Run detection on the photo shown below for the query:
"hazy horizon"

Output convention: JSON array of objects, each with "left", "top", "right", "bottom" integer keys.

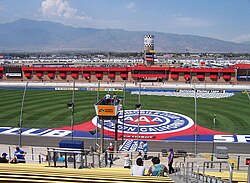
[{"left": 0, "top": 0, "right": 250, "bottom": 43}]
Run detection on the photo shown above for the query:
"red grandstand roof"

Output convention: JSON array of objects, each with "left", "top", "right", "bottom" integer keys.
[
  {"left": 22, "top": 67, "right": 130, "bottom": 72},
  {"left": 132, "top": 74, "right": 168, "bottom": 78},
  {"left": 120, "top": 73, "right": 128, "bottom": 78},
  {"left": 169, "top": 67, "right": 234, "bottom": 73},
  {"left": 210, "top": 74, "right": 218, "bottom": 79},
  {"left": 59, "top": 73, "right": 67, "bottom": 78},
  {"left": 132, "top": 66, "right": 169, "bottom": 71},
  {"left": 71, "top": 73, "right": 79, "bottom": 78},
  {"left": 108, "top": 73, "right": 116, "bottom": 78},
  {"left": 83, "top": 73, "right": 91, "bottom": 78},
  {"left": 48, "top": 73, "right": 55, "bottom": 78},
  {"left": 171, "top": 73, "right": 179, "bottom": 79},
  {"left": 24, "top": 72, "right": 32, "bottom": 77}
]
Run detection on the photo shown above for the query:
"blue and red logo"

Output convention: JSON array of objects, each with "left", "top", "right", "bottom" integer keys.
[{"left": 92, "top": 110, "right": 194, "bottom": 135}]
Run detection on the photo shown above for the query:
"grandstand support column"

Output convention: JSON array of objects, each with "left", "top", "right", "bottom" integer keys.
[
  {"left": 19, "top": 82, "right": 28, "bottom": 147},
  {"left": 100, "top": 117, "right": 104, "bottom": 153}
]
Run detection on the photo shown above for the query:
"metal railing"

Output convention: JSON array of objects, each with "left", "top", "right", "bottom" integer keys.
[
  {"left": 202, "top": 161, "right": 233, "bottom": 183},
  {"left": 186, "top": 161, "right": 200, "bottom": 183},
  {"left": 47, "top": 147, "right": 101, "bottom": 169}
]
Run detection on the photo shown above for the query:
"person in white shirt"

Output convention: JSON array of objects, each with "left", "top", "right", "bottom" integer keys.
[
  {"left": 105, "top": 92, "right": 111, "bottom": 104},
  {"left": 123, "top": 154, "right": 131, "bottom": 168},
  {"left": 131, "top": 158, "right": 145, "bottom": 176}
]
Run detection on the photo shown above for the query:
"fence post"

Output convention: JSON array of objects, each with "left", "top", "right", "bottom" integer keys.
[
  {"left": 38, "top": 155, "right": 41, "bottom": 164},
  {"left": 64, "top": 152, "right": 67, "bottom": 168},
  {"left": 53, "top": 151, "right": 56, "bottom": 167},
  {"left": 247, "top": 164, "right": 250, "bottom": 183},
  {"left": 98, "top": 153, "right": 101, "bottom": 168},
  {"left": 92, "top": 152, "right": 95, "bottom": 168},
  {"left": 31, "top": 147, "right": 34, "bottom": 161},
  {"left": 237, "top": 156, "right": 240, "bottom": 171},
  {"left": 47, "top": 148, "right": 51, "bottom": 167},
  {"left": 8, "top": 146, "right": 11, "bottom": 160},
  {"left": 73, "top": 153, "right": 76, "bottom": 169},
  {"left": 130, "top": 152, "right": 133, "bottom": 166},
  {"left": 84, "top": 153, "right": 87, "bottom": 167}
]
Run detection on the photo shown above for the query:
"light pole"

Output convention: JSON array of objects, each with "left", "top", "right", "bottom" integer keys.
[
  {"left": 70, "top": 81, "right": 75, "bottom": 141},
  {"left": 211, "top": 114, "right": 216, "bottom": 168},
  {"left": 122, "top": 81, "right": 126, "bottom": 144},
  {"left": 193, "top": 85, "right": 198, "bottom": 154},
  {"left": 95, "top": 80, "right": 100, "bottom": 151},
  {"left": 97, "top": 80, "right": 100, "bottom": 101},
  {"left": 138, "top": 81, "right": 141, "bottom": 104},
  {"left": 135, "top": 103, "right": 141, "bottom": 151},
  {"left": 19, "top": 82, "right": 28, "bottom": 147}
]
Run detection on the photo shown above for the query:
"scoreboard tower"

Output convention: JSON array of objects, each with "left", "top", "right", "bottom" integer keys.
[{"left": 144, "top": 35, "right": 155, "bottom": 66}]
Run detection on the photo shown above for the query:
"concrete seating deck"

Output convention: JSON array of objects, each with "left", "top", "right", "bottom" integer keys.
[{"left": 0, "top": 164, "right": 175, "bottom": 183}]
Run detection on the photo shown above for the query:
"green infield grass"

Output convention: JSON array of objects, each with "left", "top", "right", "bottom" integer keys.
[{"left": 0, "top": 88, "right": 249, "bottom": 134}]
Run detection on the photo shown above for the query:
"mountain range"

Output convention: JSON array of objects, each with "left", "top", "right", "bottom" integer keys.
[{"left": 0, "top": 19, "right": 250, "bottom": 53}]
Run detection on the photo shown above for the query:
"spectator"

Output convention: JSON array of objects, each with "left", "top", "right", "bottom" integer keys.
[
  {"left": 108, "top": 143, "right": 114, "bottom": 160},
  {"left": 123, "top": 154, "right": 131, "bottom": 168},
  {"left": 168, "top": 148, "right": 174, "bottom": 174},
  {"left": 135, "top": 151, "right": 142, "bottom": 164},
  {"left": 142, "top": 141, "right": 148, "bottom": 160},
  {"left": 112, "top": 93, "right": 118, "bottom": 105},
  {"left": 67, "top": 154, "right": 74, "bottom": 162},
  {"left": 147, "top": 157, "right": 168, "bottom": 176},
  {"left": 57, "top": 154, "right": 65, "bottom": 162},
  {"left": 131, "top": 158, "right": 145, "bottom": 176},
  {"left": 105, "top": 92, "right": 111, "bottom": 104},
  {"left": 0, "top": 153, "right": 9, "bottom": 163},
  {"left": 10, "top": 147, "right": 26, "bottom": 163}
]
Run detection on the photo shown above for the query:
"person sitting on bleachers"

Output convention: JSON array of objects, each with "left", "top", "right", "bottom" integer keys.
[
  {"left": 131, "top": 158, "right": 145, "bottom": 176},
  {"left": 10, "top": 147, "right": 26, "bottom": 163},
  {"left": 0, "top": 153, "right": 9, "bottom": 163},
  {"left": 57, "top": 153, "right": 65, "bottom": 162},
  {"left": 147, "top": 157, "right": 168, "bottom": 176}
]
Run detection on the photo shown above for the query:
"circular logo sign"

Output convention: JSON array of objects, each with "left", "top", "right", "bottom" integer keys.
[{"left": 92, "top": 110, "right": 194, "bottom": 135}]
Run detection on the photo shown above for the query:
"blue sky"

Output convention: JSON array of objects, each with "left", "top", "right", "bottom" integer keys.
[{"left": 0, "top": 0, "right": 250, "bottom": 43}]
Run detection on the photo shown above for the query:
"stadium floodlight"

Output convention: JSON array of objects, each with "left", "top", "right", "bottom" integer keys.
[
  {"left": 135, "top": 103, "right": 141, "bottom": 151},
  {"left": 19, "top": 82, "right": 28, "bottom": 147}
]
